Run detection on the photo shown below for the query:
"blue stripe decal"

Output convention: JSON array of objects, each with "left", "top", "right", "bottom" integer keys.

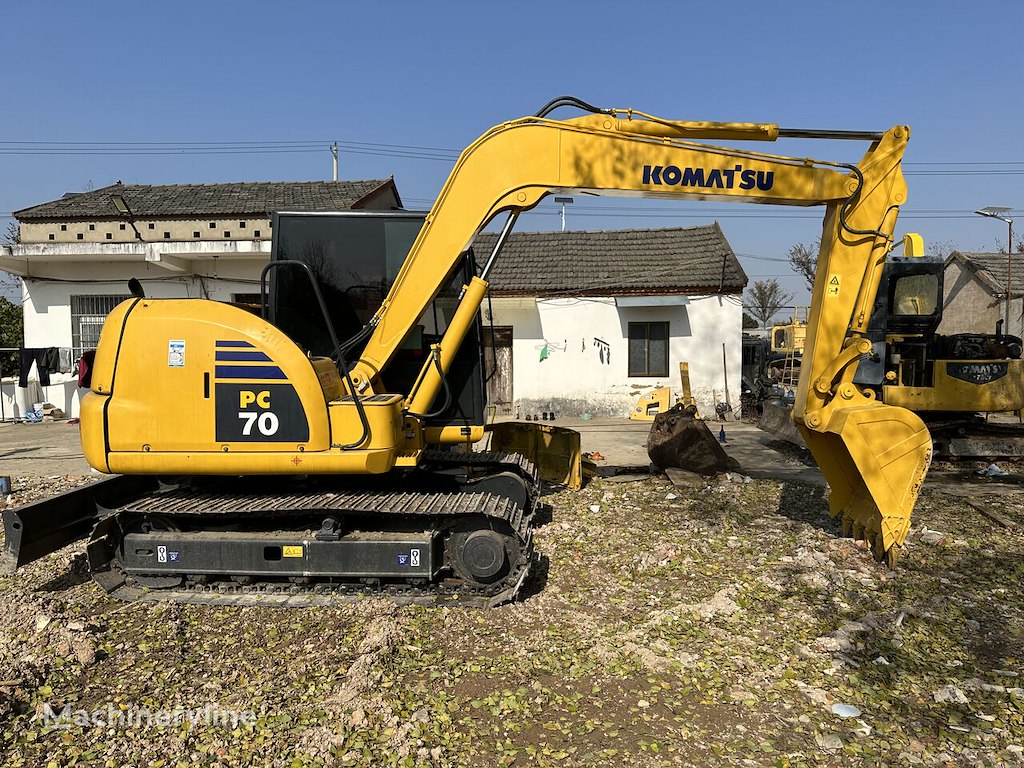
[
  {"left": 215, "top": 351, "right": 273, "bottom": 362},
  {"left": 215, "top": 340, "right": 255, "bottom": 348},
  {"left": 215, "top": 365, "right": 287, "bottom": 380}
]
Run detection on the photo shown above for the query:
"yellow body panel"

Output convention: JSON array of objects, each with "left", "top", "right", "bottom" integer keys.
[
  {"left": 884, "top": 360, "right": 1024, "bottom": 412},
  {"left": 86, "top": 299, "right": 402, "bottom": 475}
]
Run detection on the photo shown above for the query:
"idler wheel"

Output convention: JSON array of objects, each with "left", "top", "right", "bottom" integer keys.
[{"left": 448, "top": 522, "right": 517, "bottom": 585}]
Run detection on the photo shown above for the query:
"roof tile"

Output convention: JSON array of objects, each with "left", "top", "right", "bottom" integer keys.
[
  {"left": 14, "top": 180, "right": 395, "bottom": 220},
  {"left": 478, "top": 223, "right": 746, "bottom": 295}
]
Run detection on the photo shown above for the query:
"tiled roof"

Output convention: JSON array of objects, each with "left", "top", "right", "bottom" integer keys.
[
  {"left": 14, "top": 180, "right": 397, "bottom": 220},
  {"left": 478, "top": 223, "right": 746, "bottom": 295},
  {"left": 950, "top": 251, "right": 1024, "bottom": 296}
]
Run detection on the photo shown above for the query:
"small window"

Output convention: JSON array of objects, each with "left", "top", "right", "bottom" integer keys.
[
  {"left": 239, "top": 221, "right": 246, "bottom": 228},
  {"left": 60, "top": 224, "right": 67, "bottom": 231},
  {"left": 77, "top": 233, "right": 84, "bottom": 240},
  {"left": 209, "top": 222, "right": 216, "bottom": 229},
  {"left": 106, "top": 232, "right": 112, "bottom": 240},
  {"left": 48, "top": 233, "right": 55, "bottom": 240},
  {"left": 119, "top": 223, "right": 126, "bottom": 231},
  {"left": 628, "top": 321, "right": 669, "bottom": 377},
  {"left": 148, "top": 222, "right": 155, "bottom": 230},
  {"left": 193, "top": 231, "right": 201, "bottom": 238},
  {"left": 89, "top": 223, "right": 95, "bottom": 231},
  {"left": 163, "top": 232, "right": 171, "bottom": 239},
  {"left": 254, "top": 230, "right": 261, "bottom": 238},
  {"left": 224, "top": 231, "right": 231, "bottom": 238}
]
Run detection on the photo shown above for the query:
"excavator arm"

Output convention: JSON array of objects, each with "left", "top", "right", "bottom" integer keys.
[{"left": 356, "top": 103, "right": 929, "bottom": 563}]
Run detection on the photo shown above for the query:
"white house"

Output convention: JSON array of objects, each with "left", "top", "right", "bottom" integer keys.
[
  {"left": 0, "top": 180, "right": 401, "bottom": 418},
  {"left": 480, "top": 225, "right": 748, "bottom": 418}
]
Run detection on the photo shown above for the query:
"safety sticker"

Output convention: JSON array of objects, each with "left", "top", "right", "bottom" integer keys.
[
  {"left": 169, "top": 551, "right": 180, "bottom": 562},
  {"left": 825, "top": 274, "right": 841, "bottom": 298},
  {"left": 410, "top": 549, "right": 421, "bottom": 567},
  {"left": 282, "top": 545, "right": 304, "bottom": 558},
  {"left": 397, "top": 553, "right": 410, "bottom": 566},
  {"left": 157, "top": 545, "right": 168, "bottom": 563},
  {"left": 168, "top": 339, "right": 186, "bottom": 367}
]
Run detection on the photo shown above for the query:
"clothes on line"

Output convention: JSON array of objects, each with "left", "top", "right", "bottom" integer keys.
[{"left": 18, "top": 347, "right": 73, "bottom": 388}]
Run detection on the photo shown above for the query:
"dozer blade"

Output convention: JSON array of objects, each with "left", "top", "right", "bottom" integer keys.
[
  {"left": 486, "top": 422, "right": 586, "bottom": 489},
  {"left": 796, "top": 402, "right": 932, "bottom": 565},
  {"left": 647, "top": 403, "right": 740, "bottom": 475}
]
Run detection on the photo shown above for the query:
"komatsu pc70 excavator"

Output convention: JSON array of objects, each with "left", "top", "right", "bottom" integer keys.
[{"left": 2, "top": 97, "right": 932, "bottom": 605}]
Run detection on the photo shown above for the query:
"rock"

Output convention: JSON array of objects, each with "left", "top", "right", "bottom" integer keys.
[
  {"left": 933, "top": 685, "right": 969, "bottom": 704},
  {"left": 35, "top": 615, "right": 51, "bottom": 632},
  {"left": 920, "top": 528, "right": 945, "bottom": 545},
  {"left": 690, "top": 588, "right": 741, "bottom": 620},
  {"left": 664, "top": 467, "right": 704, "bottom": 487},
  {"left": 815, "top": 732, "right": 843, "bottom": 751},
  {"left": 72, "top": 638, "right": 96, "bottom": 667}
]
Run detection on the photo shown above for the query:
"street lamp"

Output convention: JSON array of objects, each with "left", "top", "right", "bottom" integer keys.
[
  {"left": 111, "top": 194, "right": 144, "bottom": 242},
  {"left": 975, "top": 206, "right": 1014, "bottom": 330},
  {"left": 553, "top": 196, "right": 574, "bottom": 232}
]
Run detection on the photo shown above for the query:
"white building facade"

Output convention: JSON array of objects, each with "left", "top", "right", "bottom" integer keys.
[{"left": 480, "top": 226, "right": 748, "bottom": 418}]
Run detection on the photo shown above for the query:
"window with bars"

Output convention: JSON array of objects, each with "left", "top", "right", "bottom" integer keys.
[
  {"left": 627, "top": 321, "right": 669, "bottom": 377},
  {"left": 71, "top": 295, "right": 131, "bottom": 359}
]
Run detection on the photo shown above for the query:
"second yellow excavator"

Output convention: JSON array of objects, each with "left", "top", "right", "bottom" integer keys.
[{"left": 3, "top": 96, "right": 932, "bottom": 604}]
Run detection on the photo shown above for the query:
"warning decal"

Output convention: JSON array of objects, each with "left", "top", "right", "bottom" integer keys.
[{"left": 825, "top": 274, "right": 841, "bottom": 298}]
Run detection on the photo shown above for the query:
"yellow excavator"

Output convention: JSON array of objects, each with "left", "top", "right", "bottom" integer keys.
[{"left": 2, "top": 96, "right": 931, "bottom": 605}]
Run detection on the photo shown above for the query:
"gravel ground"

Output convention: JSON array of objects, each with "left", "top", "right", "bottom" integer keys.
[{"left": 1, "top": 473, "right": 1023, "bottom": 767}]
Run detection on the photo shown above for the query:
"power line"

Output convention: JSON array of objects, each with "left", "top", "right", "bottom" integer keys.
[{"left": 1, "top": 137, "right": 1024, "bottom": 174}]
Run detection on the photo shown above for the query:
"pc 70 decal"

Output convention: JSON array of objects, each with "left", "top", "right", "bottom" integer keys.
[
  {"left": 215, "top": 383, "right": 310, "bottom": 442},
  {"left": 238, "top": 390, "right": 280, "bottom": 436}
]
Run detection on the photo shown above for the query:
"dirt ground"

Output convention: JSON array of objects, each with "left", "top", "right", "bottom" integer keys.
[{"left": 1, "top": 419, "right": 1023, "bottom": 766}]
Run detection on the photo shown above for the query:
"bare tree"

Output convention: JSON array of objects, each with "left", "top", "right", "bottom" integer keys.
[
  {"left": 745, "top": 278, "right": 793, "bottom": 329},
  {"left": 787, "top": 240, "right": 819, "bottom": 292},
  {"left": 927, "top": 239, "right": 956, "bottom": 260},
  {"left": 3, "top": 220, "right": 19, "bottom": 244}
]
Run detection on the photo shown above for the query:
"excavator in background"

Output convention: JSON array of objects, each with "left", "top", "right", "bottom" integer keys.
[
  {"left": 741, "top": 314, "right": 806, "bottom": 419},
  {"left": 755, "top": 243, "right": 1024, "bottom": 458},
  {"left": 3, "top": 96, "right": 932, "bottom": 604}
]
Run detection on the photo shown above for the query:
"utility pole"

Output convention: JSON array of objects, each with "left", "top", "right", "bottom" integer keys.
[{"left": 331, "top": 143, "right": 338, "bottom": 182}]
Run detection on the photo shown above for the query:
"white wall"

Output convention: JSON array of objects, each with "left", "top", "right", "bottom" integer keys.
[
  {"left": 489, "top": 294, "right": 743, "bottom": 418},
  {"left": 18, "top": 258, "right": 265, "bottom": 417}
]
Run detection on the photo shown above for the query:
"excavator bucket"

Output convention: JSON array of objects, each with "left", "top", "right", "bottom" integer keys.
[
  {"left": 647, "top": 404, "right": 740, "bottom": 475},
  {"left": 757, "top": 399, "right": 805, "bottom": 447},
  {"left": 797, "top": 402, "right": 932, "bottom": 565}
]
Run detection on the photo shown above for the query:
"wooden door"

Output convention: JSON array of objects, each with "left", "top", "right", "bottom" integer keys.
[{"left": 482, "top": 326, "right": 513, "bottom": 414}]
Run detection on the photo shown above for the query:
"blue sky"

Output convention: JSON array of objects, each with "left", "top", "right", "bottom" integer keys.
[{"left": 2, "top": 1, "right": 1022, "bottom": 306}]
